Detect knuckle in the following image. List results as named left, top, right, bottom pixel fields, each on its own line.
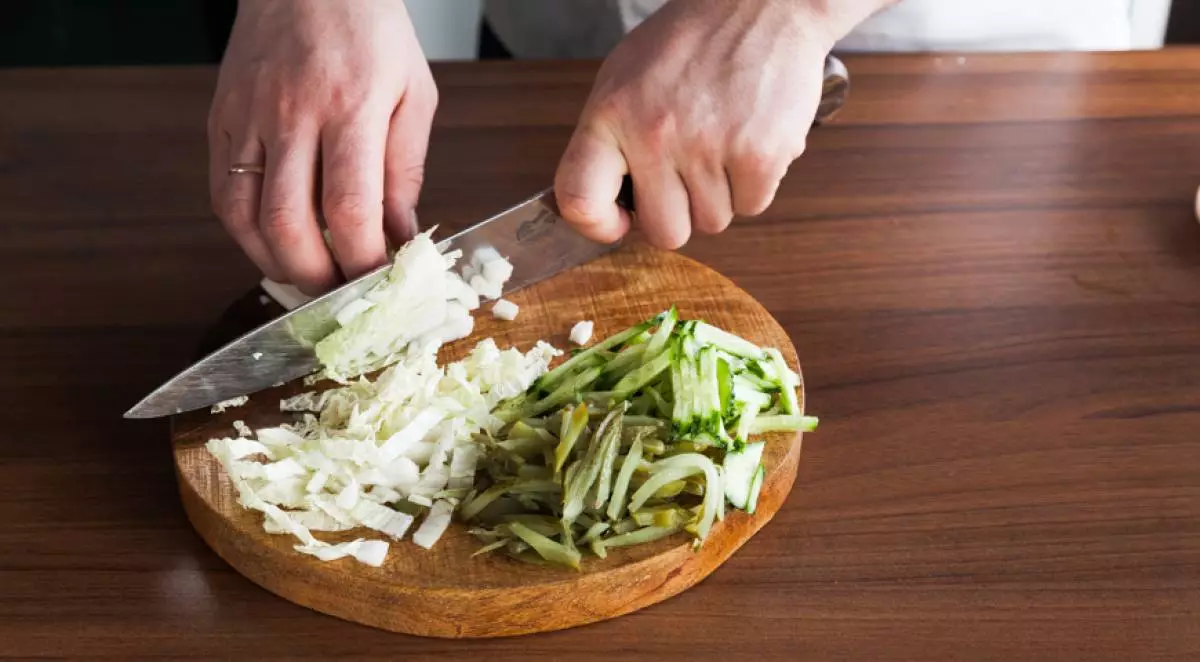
left=219, top=194, right=258, bottom=233
left=650, top=223, right=690, bottom=251
left=737, top=145, right=787, bottom=180
left=260, top=205, right=303, bottom=237
left=324, top=192, right=380, bottom=230
left=737, top=197, right=772, bottom=218
left=396, top=161, right=426, bottom=187
left=694, top=208, right=732, bottom=236
left=731, top=149, right=790, bottom=217
left=658, top=233, right=688, bottom=251
left=414, top=73, right=439, bottom=112
left=555, top=189, right=604, bottom=227
left=734, top=185, right=776, bottom=217
left=641, top=112, right=676, bottom=148
left=327, top=89, right=367, bottom=116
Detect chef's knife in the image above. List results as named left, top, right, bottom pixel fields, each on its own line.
left=124, top=55, right=849, bottom=420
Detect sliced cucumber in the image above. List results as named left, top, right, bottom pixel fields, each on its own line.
left=610, top=348, right=673, bottom=402
left=764, top=348, right=800, bottom=414
left=533, top=321, right=652, bottom=395
left=733, top=402, right=760, bottom=444
left=732, top=375, right=772, bottom=409
left=745, top=465, right=765, bottom=515
left=749, top=414, right=819, bottom=435
left=643, top=306, right=679, bottom=357
left=692, top=322, right=766, bottom=360
left=723, top=441, right=765, bottom=510
left=529, top=366, right=603, bottom=416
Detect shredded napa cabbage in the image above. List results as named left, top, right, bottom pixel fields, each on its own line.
left=206, top=337, right=560, bottom=566
left=211, top=231, right=545, bottom=566
left=314, top=230, right=456, bottom=382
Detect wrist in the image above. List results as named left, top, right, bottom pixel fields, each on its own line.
left=776, top=0, right=897, bottom=49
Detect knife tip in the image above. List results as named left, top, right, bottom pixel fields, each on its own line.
left=122, top=399, right=177, bottom=420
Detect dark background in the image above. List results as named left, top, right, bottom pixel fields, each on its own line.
left=0, top=0, right=1197, bottom=67
left=0, top=0, right=236, bottom=66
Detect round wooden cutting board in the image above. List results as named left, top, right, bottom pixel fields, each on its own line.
left=171, top=243, right=808, bottom=638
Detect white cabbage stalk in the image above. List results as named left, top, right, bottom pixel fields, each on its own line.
left=412, top=499, right=455, bottom=549
left=492, top=299, right=519, bottom=321
left=295, top=538, right=390, bottom=567
left=569, top=320, right=594, bottom=345
left=469, top=274, right=502, bottom=301
left=210, top=395, right=249, bottom=414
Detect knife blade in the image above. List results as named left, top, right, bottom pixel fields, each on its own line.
left=124, top=187, right=620, bottom=419
left=125, top=55, right=850, bottom=420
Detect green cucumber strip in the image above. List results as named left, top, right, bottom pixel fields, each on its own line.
left=471, top=538, right=510, bottom=557
left=492, top=393, right=532, bottom=424
left=597, top=523, right=684, bottom=552
left=651, top=479, right=686, bottom=499
left=641, top=438, right=666, bottom=455
left=552, top=404, right=590, bottom=476
left=670, top=359, right=687, bottom=432
left=644, top=384, right=672, bottom=419
left=579, top=521, right=610, bottom=543
left=561, top=406, right=625, bottom=523
left=610, top=348, right=674, bottom=402
left=745, top=465, right=765, bottom=515
left=734, top=402, right=761, bottom=443
left=737, top=369, right=779, bottom=394
left=692, top=321, right=766, bottom=359
left=507, top=521, right=581, bottom=570
left=749, top=414, right=819, bottom=434
left=460, top=482, right=511, bottom=521
left=733, top=375, right=773, bottom=408
left=580, top=391, right=615, bottom=408
left=717, top=355, right=733, bottom=418
left=643, top=306, right=679, bottom=357
left=606, top=436, right=643, bottom=522
left=497, top=434, right=554, bottom=460
left=722, top=441, right=765, bottom=510
left=598, top=345, right=652, bottom=390
left=589, top=537, right=607, bottom=559
left=622, top=329, right=654, bottom=348
left=765, top=348, right=800, bottom=414
left=500, top=514, right=560, bottom=537
left=529, top=366, right=604, bottom=417
left=534, top=321, right=652, bottom=394
left=628, top=453, right=721, bottom=541
left=620, top=415, right=666, bottom=428
left=590, top=411, right=626, bottom=511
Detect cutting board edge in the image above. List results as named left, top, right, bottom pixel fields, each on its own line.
left=175, top=430, right=804, bottom=638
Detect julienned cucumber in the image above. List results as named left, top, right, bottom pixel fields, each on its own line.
left=723, top=441, right=766, bottom=510
left=465, top=307, right=817, bottom=569
left=745, top=465, right=765, bottom=515
left=532, top=321, right=652, bottom=395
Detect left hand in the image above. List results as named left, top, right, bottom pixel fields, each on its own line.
left=553, top=0, right=838, bottom=249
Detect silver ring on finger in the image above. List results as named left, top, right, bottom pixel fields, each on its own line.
left=228, top=162, right=266, bottom=175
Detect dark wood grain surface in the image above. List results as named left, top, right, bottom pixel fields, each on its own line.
left=1, top=50, right=1198, bottom=660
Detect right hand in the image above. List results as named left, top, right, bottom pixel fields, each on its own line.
left=208, top=0, right=437, bottom=295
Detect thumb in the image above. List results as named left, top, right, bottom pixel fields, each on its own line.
left=554, top=125, right=632, bottom=243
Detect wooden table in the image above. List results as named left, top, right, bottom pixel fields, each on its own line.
left=2, top=50, right=1198, bottom=660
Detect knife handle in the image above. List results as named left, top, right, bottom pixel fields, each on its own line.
left=615, top=54, right=848, bottom=214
